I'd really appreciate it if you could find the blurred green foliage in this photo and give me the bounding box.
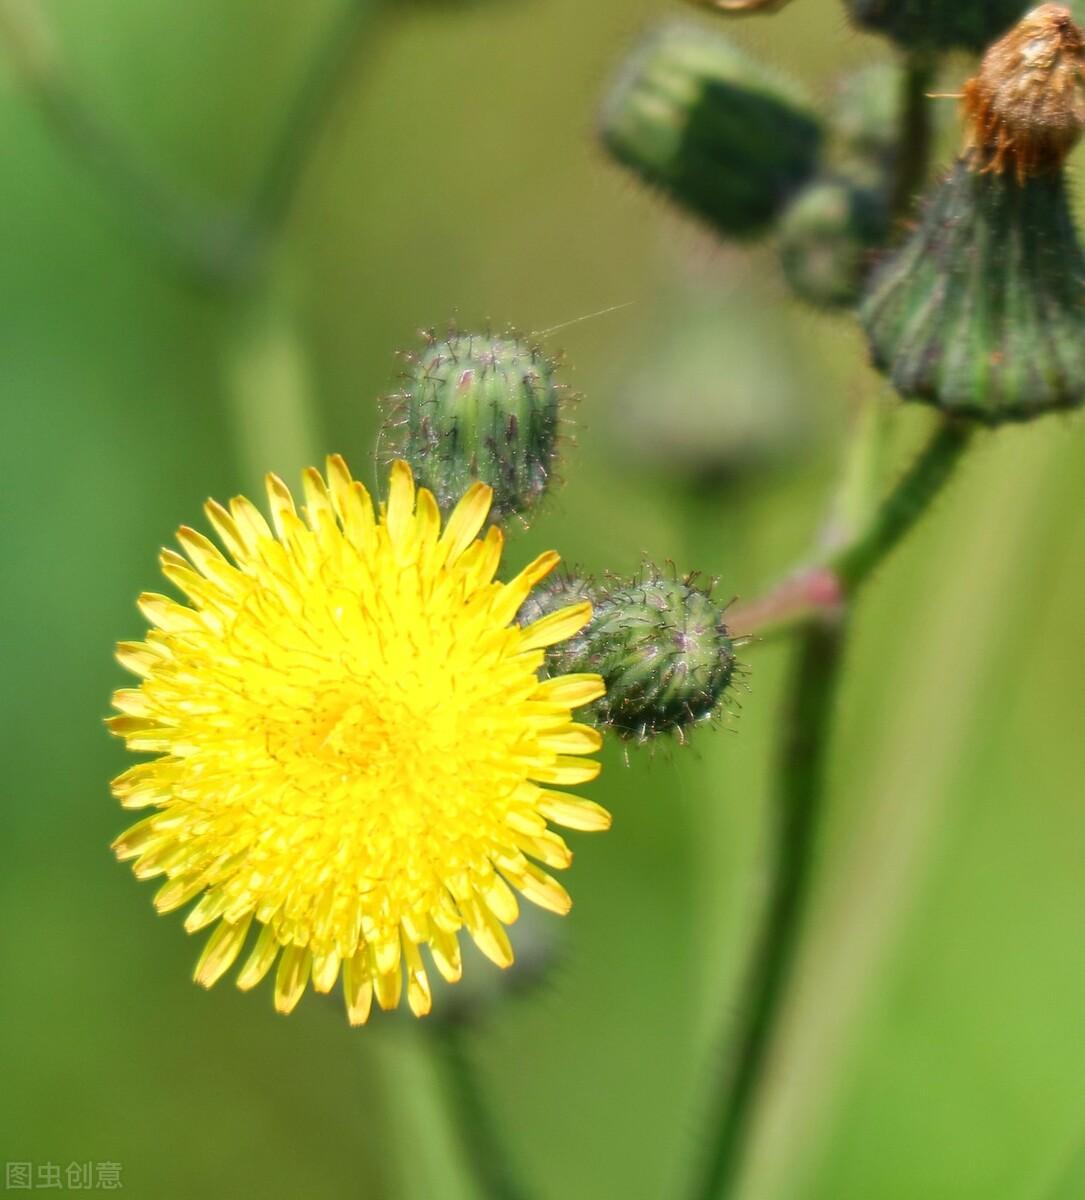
[4,1,1085,1198]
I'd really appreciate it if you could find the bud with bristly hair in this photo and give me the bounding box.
[599,20,823,241]
[860,6,1085,423]
[521,567,738,744]
[380,328,567,524]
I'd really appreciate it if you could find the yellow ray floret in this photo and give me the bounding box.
[108,456,607,1022]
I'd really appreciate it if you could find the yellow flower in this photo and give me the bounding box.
[108,457,608,1022]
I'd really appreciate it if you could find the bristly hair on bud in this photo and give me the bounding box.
[599,20,822,241]
[860,5,1085,422]
[963,4,1085,183]
[521,566,740,744]
[380,327,569,524]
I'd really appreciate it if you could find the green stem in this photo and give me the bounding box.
[694,617,847,1200]
[891,55,936,223]
[832,419,974,592]
[431,1022,533,1200]
[694,417,974,1200]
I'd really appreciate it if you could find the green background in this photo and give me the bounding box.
[4,1,1085,1197]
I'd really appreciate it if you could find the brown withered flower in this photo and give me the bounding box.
[963,4,1085,182]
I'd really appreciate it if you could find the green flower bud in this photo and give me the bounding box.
[382,329,565,522]
[844,0,1029,53]
[599,20,823,240]
[828,64,902,180]
[778,176,889,309]
[860,157,1085,422]
[526,568,738,743]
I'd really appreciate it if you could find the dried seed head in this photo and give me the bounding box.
[963,5,1085,182]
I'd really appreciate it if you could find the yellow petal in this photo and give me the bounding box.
[194,915,253,989]
[520,601,592,651]
[274,944,311,1014]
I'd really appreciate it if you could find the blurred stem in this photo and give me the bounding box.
[0,0,381,288]
[430,1022,533,1200]
[698,418,974,1200]
[696,617,847,1200]
[891,54,936,221]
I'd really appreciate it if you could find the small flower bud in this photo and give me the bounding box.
[381,329,565,522]
[526,568,737,743]
[844,0,1028,53]
[963,5,1085,183]
[778,177,889,309]
[599,21,823,240]
[861,157,1085,421]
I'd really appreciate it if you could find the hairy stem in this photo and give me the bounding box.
[431,1022,533,1200]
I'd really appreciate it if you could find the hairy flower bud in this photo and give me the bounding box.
[844,0,1028,53]
[778,177,889,309]
[599,21,822,240]
[963,4,1085,182]
[381,329,565,522]
[525,569,737,743]
[861,157,1085,421]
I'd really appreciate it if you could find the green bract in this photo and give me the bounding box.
[600,20,822,240]
[861,157,1085,423]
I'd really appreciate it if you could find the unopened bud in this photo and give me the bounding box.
[526,568,738,743]
[381,329,565,523]
[599,21,822,240]
[844,0,1028,53]
[778,177,889,309]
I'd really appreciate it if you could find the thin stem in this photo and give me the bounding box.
[832,419,974,592]
[695,617,847,1200]
[891,55,936,222]
[430,1022,533,1200]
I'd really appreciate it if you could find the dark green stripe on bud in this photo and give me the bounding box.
[523,568,738,743]
[844,0,1029,53]
[861,157,1085,423]
[599,21,823,240]
[382,329,565,522]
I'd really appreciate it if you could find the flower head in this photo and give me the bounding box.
[108,458,607,1022]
